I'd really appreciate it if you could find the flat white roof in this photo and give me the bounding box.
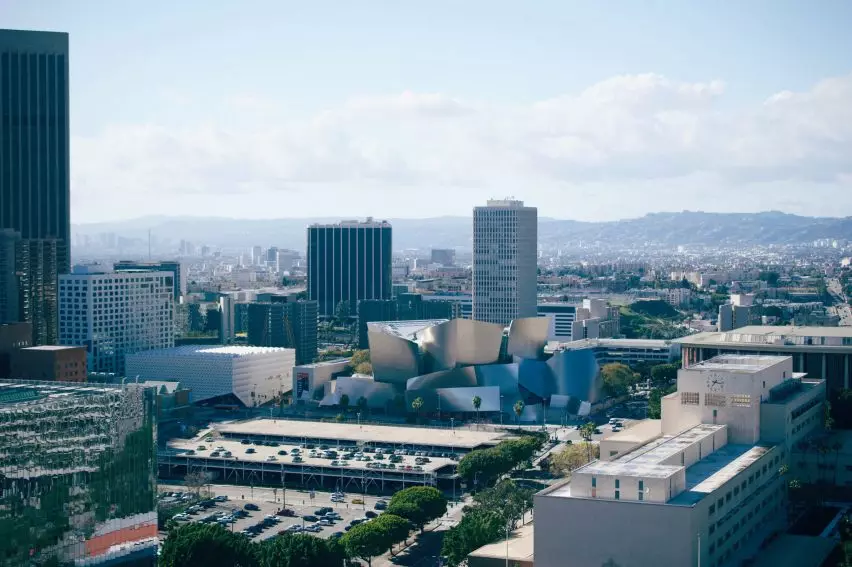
[214,418,508,449]
[126,345,294,358]
[604,419,662,445]
[689,354,789,374]
[669,444,772,506]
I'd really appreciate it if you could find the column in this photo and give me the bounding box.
[845,353,850,390]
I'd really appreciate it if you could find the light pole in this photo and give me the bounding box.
[357,411,361,428]
[450,417,455,434]
[505,522,510,567]
[500,395,504,426]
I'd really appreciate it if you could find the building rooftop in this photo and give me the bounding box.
[669,444,771,506]
[0,380,127,408]
[126,345,294,358]
[689,354,789,374]
[603,419,662,445]
[676,325,852,347]
[367,320,448,340]
[214,418,509,449]
[467,522,534,564]
[547,338,677,351]
[297,358,350,368]
[614,424,724,469]
[18,345,83,352]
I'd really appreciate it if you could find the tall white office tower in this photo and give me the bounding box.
[472,199,538,327]
[58,266,175,374]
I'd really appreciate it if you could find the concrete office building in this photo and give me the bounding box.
[535,355,826,567]
[547,338,681,366]
[114,260,186,300]
[125,345,296,407]
[0,29,71,273]
[537,303,577,341]
[246,300,318,365]
[430,248,456,266]
[58,266,175,374]
[307,219,392,317]
[292,358,352,403]
[10,344,86,381]
[0,380,158,566]
[676,326,852,391]
[472,199,537,327]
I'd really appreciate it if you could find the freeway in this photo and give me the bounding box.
[828,278,852,326]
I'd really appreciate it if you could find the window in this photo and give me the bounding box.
[705,394,727,407]
[709,503,716,516]
[682,392,700,405]
[615,479,620,489]
[730,395,751,407]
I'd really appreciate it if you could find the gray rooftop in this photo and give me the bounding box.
[669,444,772,506]
[367,319,448,340]
[689,354,790,374]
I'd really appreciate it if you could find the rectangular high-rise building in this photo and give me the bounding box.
[114,259,186,300]
[0,29,71,273]
[246,300,318,365]
[307,219,392,318]
[472,199,538,327]
[59,266,175,374]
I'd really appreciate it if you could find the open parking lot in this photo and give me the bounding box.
[161,483,393,542]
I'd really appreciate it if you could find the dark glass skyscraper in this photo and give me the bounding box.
[307,219,393,318]
[246,300,318,365]
[0,29,70,273]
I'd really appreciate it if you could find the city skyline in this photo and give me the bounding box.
[3,1,852,223]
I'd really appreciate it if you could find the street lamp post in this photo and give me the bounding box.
[450,417,455,434]
[500,395,504,426]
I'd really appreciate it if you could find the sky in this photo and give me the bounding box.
[4,0,852,223]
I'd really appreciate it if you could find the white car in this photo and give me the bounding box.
[266,455,277,462]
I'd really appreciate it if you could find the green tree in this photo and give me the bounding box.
[578,422,597,462]
[339,394,350,411]
[411,396,424,417]
[373,513,413,550]
[160,523,258,567]
[601,363,639,398]
[550,442,600,476]
[357,396,369,412]
[354,361,373,375]
[513,400,525,424]
[257,533,345,567]
[441,507,504,567]
[472,395,482,425]
[457,437,543,487]
[650,363,678,387]
[648,384,677,419]
[386,486,447,533]
[472,479,533,529]
[342,520,392,567]
[350,349,371,367]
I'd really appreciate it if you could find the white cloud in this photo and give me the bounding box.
[70,73,852,222]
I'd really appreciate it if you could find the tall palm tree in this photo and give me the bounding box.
[472,395,482,429]
[411,397,424,422]
[513,400,525,425]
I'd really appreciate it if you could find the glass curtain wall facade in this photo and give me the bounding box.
[0,381,157,565]
[0,29,71,274]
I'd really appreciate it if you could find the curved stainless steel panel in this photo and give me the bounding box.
[507,317,550,360]
[419,319,503,371]
[437,386,501,412]
[406,366,478,391]
[546,346,602,403]
[368,327,421,384]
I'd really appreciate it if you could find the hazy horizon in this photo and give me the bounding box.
[5,1,852,223]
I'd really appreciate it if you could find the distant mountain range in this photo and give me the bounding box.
[72,211,852,251]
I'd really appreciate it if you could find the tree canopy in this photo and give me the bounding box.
[601,363,640,398]
[549,442,600,476]
[386,486,447,532]
[457,435,543,487]
[257,533,345,567]
[650,363,679,386]
[159,523,258,567]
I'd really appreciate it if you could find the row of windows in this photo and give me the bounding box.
[680,392,752,408]
[708,453,784,517]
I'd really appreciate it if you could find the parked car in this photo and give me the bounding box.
[278,449,288,456]
[244,503,260,511]
[374,500,387,510]
[365,511,378,519]
[213,495,228,502]
[292,456,304,463]
[302,515,319,523]
[246,448,256,454]
[241,439,251,445]
[277,508,296,517]
[266,455,278,462]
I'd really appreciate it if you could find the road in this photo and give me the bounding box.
[827,278,851,326]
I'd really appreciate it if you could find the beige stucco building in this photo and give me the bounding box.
[535,355,826,567]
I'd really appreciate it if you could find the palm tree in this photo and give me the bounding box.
[472,395,482,429]
[411,397,424,422]
[513,400,525,425]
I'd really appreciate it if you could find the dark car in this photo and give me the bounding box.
[302,515,319,522]
[330,531,344,539]
[374,500,387,510]
[244,503,260,511]
[241,439,251,445]
[278,449,288,456]
[365,511,378,519]
[277,508,296,517]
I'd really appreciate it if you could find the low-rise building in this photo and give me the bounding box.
[676,326,852,391]
[546,338,681,366]
[292,358,352,403]
[125,345,295,407]
[535,354,825,567]
[10,345,87,382]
